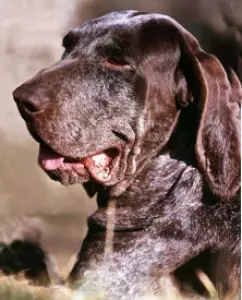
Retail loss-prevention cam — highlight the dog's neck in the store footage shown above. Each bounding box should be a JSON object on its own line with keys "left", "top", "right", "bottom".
{"left": 88, "top": 151, "right": 204, "bottom": 231}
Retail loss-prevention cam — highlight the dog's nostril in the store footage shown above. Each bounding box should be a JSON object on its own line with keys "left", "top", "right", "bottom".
{"left": 14, "top": 97, "right": 38, "bottom": 113}
{"left": 14, "top": 96, "right": 44, "bottom": 114}
{"left": 13, "top": 86, "right": 49, "bottom": 116}
{"left": 24, "top": 99, "right": 41, "bottom": 113}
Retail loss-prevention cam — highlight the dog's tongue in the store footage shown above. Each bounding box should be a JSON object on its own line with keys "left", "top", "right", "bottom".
{"left": 38, "top": 144, "right": 64, "bottom": 170}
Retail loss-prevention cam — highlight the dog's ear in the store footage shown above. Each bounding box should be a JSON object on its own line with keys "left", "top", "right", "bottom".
{"left": 180, "top": 32, "right": 241, "bottom": 199}
{"left": 195, "top": 54, "right": 241, "bottom": 199}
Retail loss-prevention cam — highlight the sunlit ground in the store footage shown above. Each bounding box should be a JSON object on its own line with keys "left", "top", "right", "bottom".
{"left": 0, "top": 270, "right": 237, "bottom": 300}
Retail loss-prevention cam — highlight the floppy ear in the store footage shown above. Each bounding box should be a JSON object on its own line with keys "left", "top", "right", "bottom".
{"left": 182, "top": 42, "right": 241, "bottom": 199}
{"left": 177, "top": 28, "right": 241, "bottom": 199}
{"left": 195, "top": 53, "right": 241, "bottom": 199}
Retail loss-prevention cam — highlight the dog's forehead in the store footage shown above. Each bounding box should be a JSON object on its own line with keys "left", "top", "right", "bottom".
{"left": 68, "top": 10, "right": 190, "bottom": 45}
{"left": 81, "top": 10, "right": 186, "bottom": 30}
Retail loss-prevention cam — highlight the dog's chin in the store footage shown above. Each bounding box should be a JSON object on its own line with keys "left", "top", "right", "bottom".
{"left": 45, "top": 166, "right": 90, "bottom": 185}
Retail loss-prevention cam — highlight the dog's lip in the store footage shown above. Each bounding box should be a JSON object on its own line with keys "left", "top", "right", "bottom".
{"left": 38, "top": 143, "right": 121, "bottom": 184}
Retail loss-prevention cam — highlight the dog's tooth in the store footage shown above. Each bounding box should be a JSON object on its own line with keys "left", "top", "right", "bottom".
{"left": 102, "top": 168, "right": 110, "bottom": 179}
{"left": 95, "top": 167, "right": 102, "bottom": 178}
{"left": 95, "top": 167, "right": 109, "bottom": 179}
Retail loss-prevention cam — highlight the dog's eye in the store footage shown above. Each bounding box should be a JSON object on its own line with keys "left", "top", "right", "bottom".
{"left": 101, "top": 48, "right": 131, "bottom": 70}
{"left": 107, "top": 56, "right": 125, "bottom": 64}
{"left": 101, "top": 56, "right": 132, "bottom": 71}
{"left": 103, "top": 56, "right": 129, "bottom": 67}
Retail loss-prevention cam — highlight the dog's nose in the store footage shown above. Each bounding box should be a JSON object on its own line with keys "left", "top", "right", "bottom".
{"left": 13, "top": 84, "right": 49, "bottom": 117}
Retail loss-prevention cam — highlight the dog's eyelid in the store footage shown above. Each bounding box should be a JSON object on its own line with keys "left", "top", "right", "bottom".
{"left": 100, "top": 49, "right": 134, "bottom": 70}
{"left": 104, "top": 55, "right": 128, "bottom": 65}
{"left": 101, "top": 56, "right": 134, "bottom": 71}
{"left": 99, "top": 46, "right": 127, "bottom": 60}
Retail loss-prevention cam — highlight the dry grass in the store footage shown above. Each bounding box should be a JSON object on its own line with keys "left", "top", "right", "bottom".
{"left": 0, "top": 272, "right": 235, "bottom": 300}
{"left": 0, "top": 276, "right": 71, "bottom": 300}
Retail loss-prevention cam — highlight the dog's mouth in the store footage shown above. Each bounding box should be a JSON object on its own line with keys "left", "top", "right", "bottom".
{"left": 38, "top": 143, "right": 120, "bottom": 184}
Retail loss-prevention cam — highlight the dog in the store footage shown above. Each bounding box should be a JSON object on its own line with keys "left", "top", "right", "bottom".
{"left": 13, "top": 11, "right": 241, "bottom": 297}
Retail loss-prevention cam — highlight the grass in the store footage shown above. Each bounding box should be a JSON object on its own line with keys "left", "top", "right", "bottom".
{"left": 0, "top": 276, "right": 71, "bottom": 300}
{"left": 0, "top": 272, "right": 235, "bottom": 300}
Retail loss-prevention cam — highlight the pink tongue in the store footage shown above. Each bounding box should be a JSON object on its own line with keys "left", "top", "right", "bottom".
{"left": 38, "top": 144, "right": 64, "bottom": 171}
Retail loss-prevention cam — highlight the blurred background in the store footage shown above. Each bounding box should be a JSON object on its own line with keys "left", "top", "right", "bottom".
{"left": 0, "top": 0, "right": 241, "bottom": 276}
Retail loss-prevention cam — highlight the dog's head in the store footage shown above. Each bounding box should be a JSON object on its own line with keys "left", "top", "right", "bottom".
{"left": 13, "top": 11, "right": 241, "bottom": 199}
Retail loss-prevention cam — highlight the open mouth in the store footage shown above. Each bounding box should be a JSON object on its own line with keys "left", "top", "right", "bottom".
{"left": 38, "top": 143, "right": 120, "bottom": 184}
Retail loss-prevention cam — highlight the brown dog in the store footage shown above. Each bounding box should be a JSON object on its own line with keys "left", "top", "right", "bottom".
{"left": 13, "top": 11, "right": 241, "bottom": 298}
